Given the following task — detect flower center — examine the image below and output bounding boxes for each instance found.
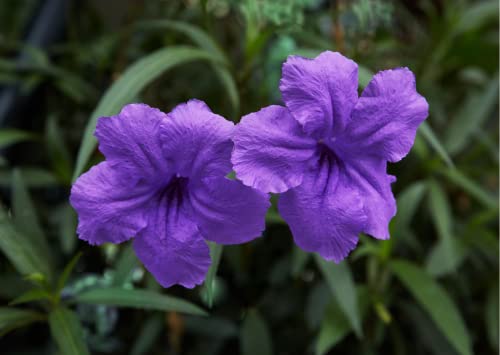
[163,174,189,204]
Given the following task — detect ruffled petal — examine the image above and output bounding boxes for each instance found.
[344,157,396,239]
[344,68,429,162]
[188,177,270,244]
[278,154,367,262]
[70,162,151,245]
[232,105,317,193]
[95,104,170,182]
[133,190,210,288]
[280,51,358,138]
[160,99,234,180]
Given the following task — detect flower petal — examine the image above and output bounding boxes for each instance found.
[188,177,270,244]
[278,154,367,262]
[133,192,210,288]
[70,162,151,245]
[95,104,170,181]
[160,99,234,180]
[345,68,429,162]
[280,51,358,138]
[232,105,317,193]
[344,157,396,239]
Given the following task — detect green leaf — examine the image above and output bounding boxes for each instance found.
[427,180,460,274]
[0,206,52,278]
[72,46,224,181]
[315,300,351,355]
[390,260,472,355]
[314,255,363,338]
[45,115,73,184]
[112,243,139,286]
[0,129,37,149]
[393,182,428,233]
[0,167,59,188]
[419,122,454,168]
[444,78,499,156]
[291,246,310,277]
[56,252,83,293]
[130,315,163,355]
[485,283,499,350]
[73,288,207,316]
[9,288,52,306]
[240,309,273,355]
[56,203,78,255]
[12,169,53,276]
[0,307,44,336]
[48,307,90,355]
[204,242,223,308]
[440,168,498,209]
[136,20,239,116]
[455,1,499,35]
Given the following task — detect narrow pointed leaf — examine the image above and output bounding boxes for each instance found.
[9,288,52,306]
[419,122,454,168]
[390,260,472,355]
[0,307,44,336]
[112,243,138,286]
[56,252,82,292]
[0,129,37,148]
[72,46,223,180]
[49,307,90,355]
[240,309,273,355]
[315,255,363,337]
[204,242,223,308]
[73,288,207,316]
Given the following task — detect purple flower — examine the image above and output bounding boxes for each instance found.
[232,51,428,262]
[70,100,269,288]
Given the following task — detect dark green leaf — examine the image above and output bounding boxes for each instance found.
[0,129,37,148]
[485,283,499,350]
[9,288,52,305]
[130,315,163,355]
[316,299,351,355]
[56,252,83,292]
[0,307,44,336]
[73,288,207,316]
[240,309,273,355]
[45,115,73,184]
[72,46,224,180]
[48,307,90,355]
[390,260,472,355]
[315,255,363,337]
[0,168,59,188]
[0,206,52,278]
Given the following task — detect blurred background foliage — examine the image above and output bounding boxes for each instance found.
[0,0,498,354]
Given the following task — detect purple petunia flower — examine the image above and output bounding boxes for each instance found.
[70,100,269,288]
[232,51,428,262]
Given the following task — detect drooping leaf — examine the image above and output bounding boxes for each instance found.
[9,288,52,306]
[72,46,224,180]
[0,129,37,149]
[315,255,363,338]
[73,288,207,316]
[48,307,90,355]
[0,307,44,336]
[390,260,473,355]
[240,309,273,355]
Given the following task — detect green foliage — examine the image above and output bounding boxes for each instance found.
[0,0,497,354]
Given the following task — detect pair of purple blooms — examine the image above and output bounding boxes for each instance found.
[70,51,428,288]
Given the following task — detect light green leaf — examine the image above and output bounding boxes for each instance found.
[314,255,363,338]
[9,288,52,306]
[0,307,44,336]
[0,129,37,149]
[204,242,223,308]
[72,46,224,180]
[49,307,90,355]
[112,244,139,287]
[427,180,460,274]
[444,78,498,156]
[12,169,53,277]
[240,309,273,355]
[419,122,454,168]
[455,1,499,35]
[390,260,472,355]
[426,239,467,277]
[358,65,373,88]
[0,206,52,278]
[73,288,207,316]
[440,168,498,209]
